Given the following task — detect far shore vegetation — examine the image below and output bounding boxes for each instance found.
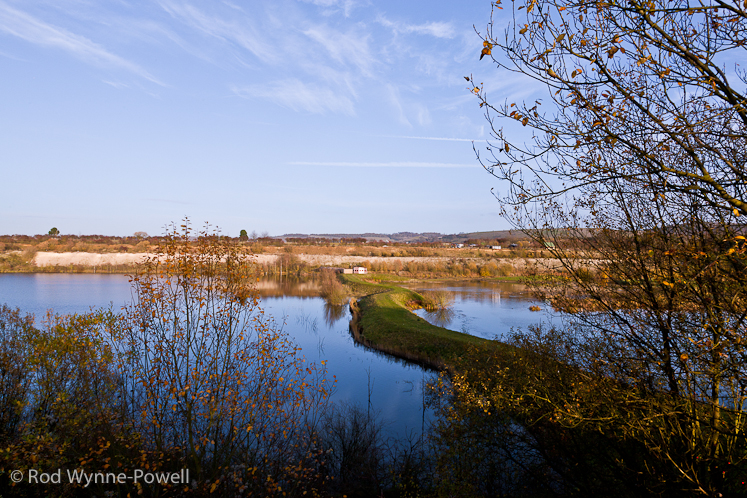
[0,232,568,279]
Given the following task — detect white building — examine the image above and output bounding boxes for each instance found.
[353,266,367,274]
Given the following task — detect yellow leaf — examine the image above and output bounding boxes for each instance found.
[734,208,741,217]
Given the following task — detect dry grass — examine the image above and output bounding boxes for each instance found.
[419,290,455,310]
[319,270,349,305]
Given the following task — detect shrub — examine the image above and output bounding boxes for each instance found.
[319,269,348,305]
[496,263,514,277]
[0,221,335,496]
[420,290,455,311]
[113,221,332,493]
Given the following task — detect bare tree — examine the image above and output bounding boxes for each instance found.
[458,1,747,494]
[472,0,747,216]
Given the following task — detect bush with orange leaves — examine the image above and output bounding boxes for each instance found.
[113,220,334,495]
[0,221,334,497]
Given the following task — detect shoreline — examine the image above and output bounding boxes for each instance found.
[342,275,504,372]
[1,251,569,278]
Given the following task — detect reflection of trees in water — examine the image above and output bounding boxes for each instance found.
[456,290,501,304]
[410,282,533,306]
[348,337,441,373]
[423,308,456,328]
[255,276,322,298]
[323,303,347,327]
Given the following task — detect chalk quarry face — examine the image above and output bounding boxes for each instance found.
[33,251,151,267]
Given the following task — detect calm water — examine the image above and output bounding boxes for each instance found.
[0,274,548,437]
[0,273,134,319]
[0,274,433,436]
[407,281,555,340]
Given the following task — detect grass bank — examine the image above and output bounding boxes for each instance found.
[342,275,504,371]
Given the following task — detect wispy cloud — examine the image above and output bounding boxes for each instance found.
[157,0,276,64]
[403,21,455,39]
[377,16,456,39]
[439,71,545,113]
[387,84,411,127]
[102,80,130,89]
[303,24,375,76]
[414,103,431,126]
[298,0,356,17]
[0,44,23,60]
[232,79,355,115]
[288,161,476,168]
[0,2,164,85]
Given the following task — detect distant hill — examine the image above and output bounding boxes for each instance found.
[278,230,533,243]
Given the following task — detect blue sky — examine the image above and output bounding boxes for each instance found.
[0,0,538,237]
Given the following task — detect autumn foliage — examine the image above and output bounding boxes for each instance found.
[456,0,747,495]
[0,221,333,497]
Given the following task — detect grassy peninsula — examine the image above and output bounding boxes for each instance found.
[343,274,502,371]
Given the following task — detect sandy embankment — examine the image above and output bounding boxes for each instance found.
[254,254,557,268]
[277,254,567,272]
[32,251,568,272]
[34,252,153,267]
[33,252,455,268]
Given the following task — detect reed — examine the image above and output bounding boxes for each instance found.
[419,289,454,311]
[319,269,349,305]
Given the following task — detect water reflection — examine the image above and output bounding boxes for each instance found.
[421,307,456,328]
[323,303,347,326]
[254,276,321,298]
[0,274,551,438]
[409,281,553,340]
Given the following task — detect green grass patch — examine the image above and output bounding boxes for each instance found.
[352,285,502,371]
[340,274,395,296]
[342,274,512,370]
[488,275,526,282]
[361,272,413,282]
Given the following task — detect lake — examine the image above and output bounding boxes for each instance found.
[406,280,558,339]
[0,274,547,437]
